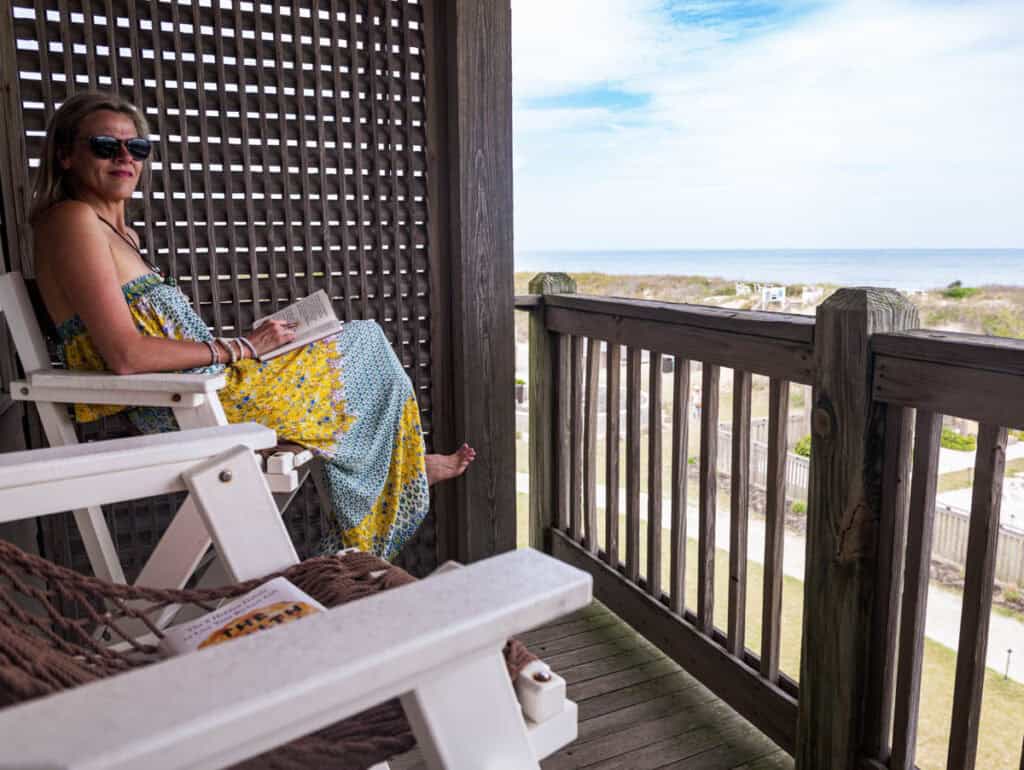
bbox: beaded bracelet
[238,336,258,359]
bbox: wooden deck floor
[393,601,793,769]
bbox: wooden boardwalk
[393,601,792,769]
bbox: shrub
[710,282,736,296]
[1004,585,1021,604]
[515,377,526,386]
[943,286,980,300]
[981,308,1024,339]
[941,428,977,451]
[794,434,812,458]
[687,455,697,465]
[791,501,806,515]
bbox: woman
[30,91,474,560]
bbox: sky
[511,0,1024,251]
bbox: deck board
[390,601,792,770]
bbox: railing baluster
[605,343,621,567]
[648,352,663,598]
[864,405,914,761]
[569,335,584,543]
[697,363,720,633]
[670,358,690,614]
[761,378,790,680]
[583,338,601,553]
[626,347,642,582]
[526,275,576,549]
[555,334,572,532]
[947,423,1008,770]
[727,369,752,657]
[891,409,943,770]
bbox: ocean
[515,249,1024,292]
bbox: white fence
[716,428,1024,586]
[934,503,1024,587]
[717,426,810,503]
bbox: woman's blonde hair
[29,91,150,225]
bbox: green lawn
[938,456,1024,494]
[515,493,1024,769]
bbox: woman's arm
[36,203,293,373]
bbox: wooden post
[796,288,918,770]
[427,0,516,563]
[528,273,576,552]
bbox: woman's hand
[244,319,298,357]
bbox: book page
[255,290,336,335]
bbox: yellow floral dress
[56,273,429,560]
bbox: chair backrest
[0,271,52,375]
[0,271,80,448]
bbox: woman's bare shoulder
[34,200,98,233]
[34,201,105,254]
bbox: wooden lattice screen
[0,0,506,576]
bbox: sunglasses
[85,135,153,161]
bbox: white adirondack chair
[0,423,591,769]
[0,271,318,591]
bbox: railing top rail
[514,294,542,309]
[544,294,815,343]
[874,330,1024,429]
[873,328,1024,377]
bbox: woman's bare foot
[426,443,476,486]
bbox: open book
[253,289,343,361]
[159,577,326,656]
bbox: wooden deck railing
[519,274,814,753]
[517,275,1024,770]
[864,330,1024,770]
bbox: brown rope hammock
[0,540,536,769]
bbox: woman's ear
[57,146,72,171]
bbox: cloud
[512,0,1024,249]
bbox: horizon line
[516,246,1024,253]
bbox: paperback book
[254,289,343,361]
[159,576,327,656]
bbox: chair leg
[72,506,127,584]
[401,649,541,770]
[133,495,212,590]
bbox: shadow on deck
[394,601,792,770]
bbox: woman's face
[59,109,145,205]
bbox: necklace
[95,213,143,256]
[94,213,176,287]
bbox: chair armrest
[0,423,277,523]
[11,369,227,409]
[0,549,593,770]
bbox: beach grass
[515,271,1024,342]
[514,492,1024,769]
